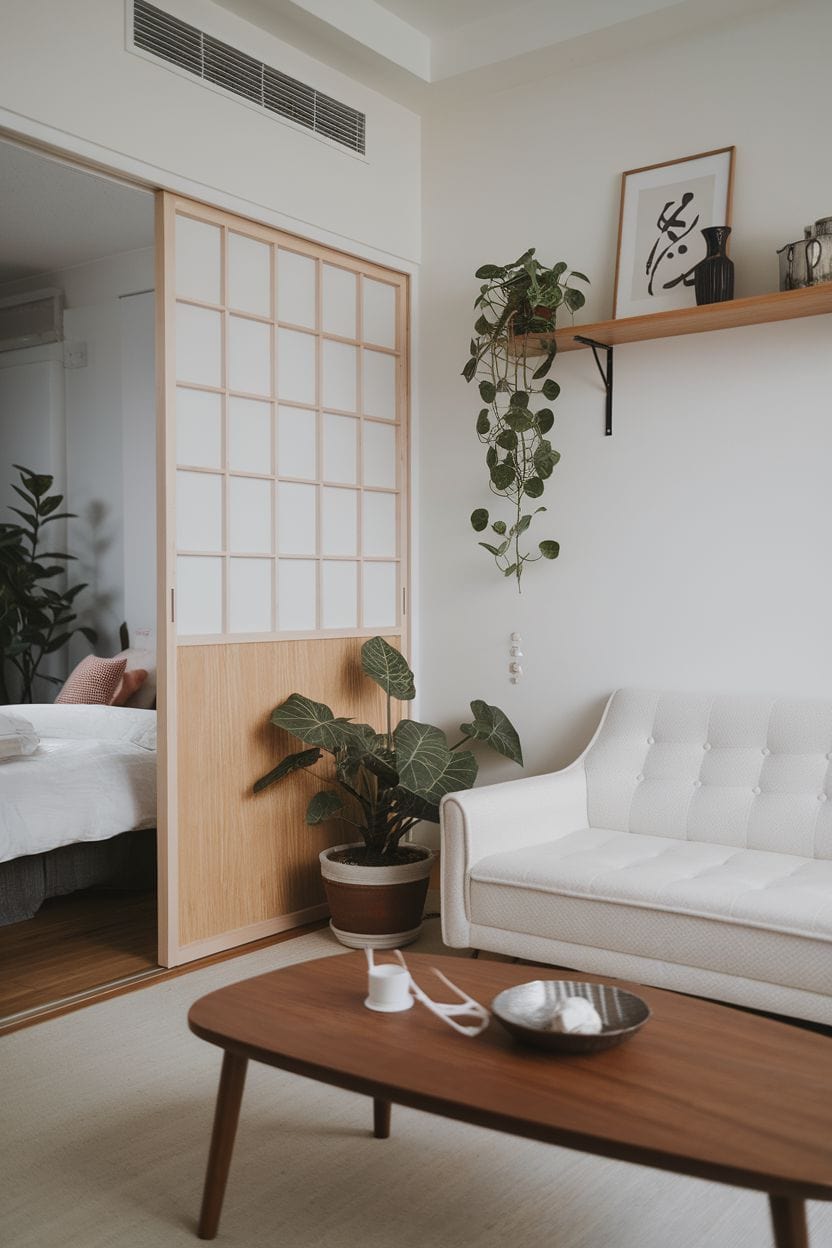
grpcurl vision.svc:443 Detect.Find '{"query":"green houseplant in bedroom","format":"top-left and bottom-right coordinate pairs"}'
top-left (461, 248), bottom-right (589, 592)
top-left (254, 637), bottom-right (523, 948)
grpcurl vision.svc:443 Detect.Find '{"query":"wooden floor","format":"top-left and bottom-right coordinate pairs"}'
top-left (0, 889), bottom-right (158, 1025)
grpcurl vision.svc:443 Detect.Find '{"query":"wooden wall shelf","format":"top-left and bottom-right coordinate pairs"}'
top-left (514, 283), bottom-right (832, 356)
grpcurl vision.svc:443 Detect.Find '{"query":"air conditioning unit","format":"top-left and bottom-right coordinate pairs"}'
top-left (0, 288), bottom-right (63, 353)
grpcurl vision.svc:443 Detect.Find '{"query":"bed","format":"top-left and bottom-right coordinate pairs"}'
top-left (0, 704), bottom-right (157, 925)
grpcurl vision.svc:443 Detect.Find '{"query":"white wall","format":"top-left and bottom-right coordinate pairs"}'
top-left (418, 0), bottom-right (832, 786)
top-left (0, 0), bottom-right (421, 266)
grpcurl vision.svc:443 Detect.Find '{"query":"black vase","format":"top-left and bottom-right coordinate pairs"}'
top-left (694, 226), bottom-right (734, 305)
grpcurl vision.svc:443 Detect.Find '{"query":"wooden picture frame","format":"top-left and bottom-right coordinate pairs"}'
top-left (613, 146), bottom-right (735, 320)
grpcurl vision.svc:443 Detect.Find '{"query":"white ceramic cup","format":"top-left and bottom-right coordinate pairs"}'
top-left (365, 963), bottom-right (413, 1013)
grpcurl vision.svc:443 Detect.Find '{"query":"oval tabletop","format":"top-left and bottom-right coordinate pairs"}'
top-left (188, 952), bottom-right (832, 1202)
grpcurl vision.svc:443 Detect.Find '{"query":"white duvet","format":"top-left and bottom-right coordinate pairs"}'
top-left (0, 704), bottom-right (157, 864)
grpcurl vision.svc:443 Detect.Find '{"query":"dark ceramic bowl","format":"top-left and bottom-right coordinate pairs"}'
top-left (491, 979), bottom-right (651, 1054)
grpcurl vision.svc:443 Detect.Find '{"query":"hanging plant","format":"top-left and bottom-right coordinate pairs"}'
top-left (461, 249), bottom-right (588, 592)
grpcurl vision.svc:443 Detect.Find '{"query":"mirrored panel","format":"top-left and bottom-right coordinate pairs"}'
top-left (321, 339), bottom-right (357, 412)
top-left (176, 304), bottom-right (222, 388)
top-left (228, 315), bottom-right (271, 397)
top-left (228, 232), bottom-right (271, 316)
top-left (177, 387), bottom-right (223, 469)
top-left (228, 396), bottom-right (271, 474)
top-left (176, 216), bottom-right (221, 305)
top-left (277, 481), bottom-right (317, 555)
top-left (362, 491), bottom-right (397, 558)
top-left (321, 560), bottom-right (358, 629)
top-left (277, 405), bottom-right (316, 480)
top-left (277, 328), bottom-right (317, 405)
top-left (177, 556), bottom-right (223, 634)
top-left (277, 559), bottom-right (317, 632)
top-left (322, 264), bottom-right (357, 339)
top-left (176, 470), bottom-right (223, 552)
top-left (362, 278), bottom-right (396, 349)
top-left (362, 561), bottom-right (397, 628)
top-left (229, 558), bottom-right (272, 632)
top-left (277, 249), bottom-right (316, 328)
top-left (362, 349), bottom-right (396, 421)
top-left (322, 412), bottom-right (357, 484)
top-left (362, 419), bottom-right (396, 488)
top-left (321, 487), bottom-right (358, 557)
top-left (228, 475), bottom-right (272, 554)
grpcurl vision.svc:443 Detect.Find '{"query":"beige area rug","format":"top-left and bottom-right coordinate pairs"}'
top-left (2, 919), bottom-right (830, 1248)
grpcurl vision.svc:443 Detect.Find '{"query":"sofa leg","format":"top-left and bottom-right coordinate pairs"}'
top-left (470, 949), bottom-right (480, 959)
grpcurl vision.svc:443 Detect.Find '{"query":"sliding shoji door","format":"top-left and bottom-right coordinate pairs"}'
top-left (156, 193), bottom-right (409, 966)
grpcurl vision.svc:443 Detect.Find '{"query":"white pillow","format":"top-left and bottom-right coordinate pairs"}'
top-left (0, 711), bottom-right (39, 760)
top-left (116, 648), bottom-right (157, 709)
top-left (3, 704), bottom-right (156, 751)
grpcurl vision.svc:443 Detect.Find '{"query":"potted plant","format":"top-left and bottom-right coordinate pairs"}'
top-left (461, 249), bottom-right (589, 592)
top-left (254, 637), bottom-right (523, 948)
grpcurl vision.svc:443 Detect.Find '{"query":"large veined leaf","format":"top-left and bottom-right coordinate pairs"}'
top-left (460, 700), bottom-right (523, 766)
top-left (306, 790), bottom-right (345, 825)
top-left (361, 637), bottom-right (416, 701)
top-left (253, 747), bottom-right (322, 794)
top-left (271, 694), bottom-right (366, 751)
top-left (394, 720), bottom-right (478, 804)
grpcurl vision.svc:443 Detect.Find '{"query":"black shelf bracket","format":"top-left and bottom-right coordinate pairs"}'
top-left (575, 335), bottom-right (613, 436)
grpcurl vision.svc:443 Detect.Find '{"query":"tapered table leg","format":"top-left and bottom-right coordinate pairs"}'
top-left (769, 1195), bottom-right (808, 1248)
top-left (197, 1051), bottom-right (249, 1240)
top-left (373, 1098), bottom-right (391, 1139)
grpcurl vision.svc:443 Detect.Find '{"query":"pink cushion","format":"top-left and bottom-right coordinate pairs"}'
top-left (113, 648), bottom-right (156, 709)
top-left (56, 656), bottom-right (127, 705)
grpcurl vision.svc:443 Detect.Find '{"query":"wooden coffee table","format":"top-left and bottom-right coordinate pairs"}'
top-left (188, 952), bottom-right (832, 1245)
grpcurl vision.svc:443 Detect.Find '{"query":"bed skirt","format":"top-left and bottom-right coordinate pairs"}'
top-left (0, 829), bottom-right (156, 926)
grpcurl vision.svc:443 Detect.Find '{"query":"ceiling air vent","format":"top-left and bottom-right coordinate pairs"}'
top-left (132, 0), bottom-right (367, 155)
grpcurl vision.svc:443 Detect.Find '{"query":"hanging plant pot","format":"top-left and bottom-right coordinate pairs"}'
top-left (320, 841), bottom-right (435, 949)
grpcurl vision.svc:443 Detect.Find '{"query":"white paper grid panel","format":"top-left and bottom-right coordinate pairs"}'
top-left (177, 471), bottom-right (223, 552)
top-left (322, 265), bottom-right (357, 339)
top-left (228, 316), bottom-right (271, 397)
top-left (176, 304), bottom-right (222, 388)
top-left (362, 420), bottom-right (396, 488)
top-left (322, 561), bottom-right (358, 628)
top-left (321, 487), bottom-right (358, 556)
top-left (277, 406), bottom-right (316, 479)
top-left (228, 233), bottom-right (271, 316)
top-left (363, 562), bottom-right (397, 628)
top-left (175, 216), bottom-right (221, 305)
top-left (362, 491), bottom-right (397, 558)
top-left (277, 482), bottom-right (317, 555)
top-left (177, 388), bottom-right (222, 469)
top-left (278, 329), bottom-right (317, 405)
top-left (278, 559), bottom-right (317, 631)
top-left (362, 279), bottom-right (396, 349)
top-left (277, 249), bottom-right (316, 328)
top-left (177, 556), bottom-right (223, 634)
top-left (322, 413), bottom-right (357, 484)
top-left (321, 340), bottom-right (357, 412)
top-left (228, 476), bottom-right (272, 554)
top-left (363, 349), bottom-right (396, 420)
top-left (228, 396), bottom-right (271, 474)
top-left (229, 558), bottom-right (272, 632)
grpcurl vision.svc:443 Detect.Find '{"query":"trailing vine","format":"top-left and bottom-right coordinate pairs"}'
top-left (462, 249), bottom-right (588, 592)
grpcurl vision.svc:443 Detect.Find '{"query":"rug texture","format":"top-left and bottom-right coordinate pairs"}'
top-left (2, 920), bottom-right (830, 1248)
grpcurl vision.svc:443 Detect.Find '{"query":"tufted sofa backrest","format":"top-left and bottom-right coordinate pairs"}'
top-left (584, 689), bottom-right (832, 859)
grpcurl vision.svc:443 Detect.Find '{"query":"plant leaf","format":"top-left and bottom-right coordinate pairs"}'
top-left (510, 391), bottom-right (529, 408)
top-left (460, 699), bottom-right (523, 766)
top-left (361, 636), bottom-right (416, 701)
top-left (306, 790), bottom-right (345, 825)
top-left (462, 357), bottom-right (477, 382)
top-left (479, 379), bottom-right (497, 403)
top-left (470, 508), bottom-right (489, 532)
top-left (539, 540), bottom-right (560, 559)
top-left (271, 694), bottom-right (366, 751)
top-left (570, 270), bottom-right (590, 283)
top-left (253, 746), bottom-right (322, 793)
top-left (476, 409), bottom-right (491, 435)
top-left (490, 462), bottom-right (516, 491)
top-left (542, 379), bottom-right (561, 401)
top-left (524, 477), bottom-right (544, 498)
top-left (491, 520), bottom-right (506, 535)
top-left (394, 720), bottom-right (478, 804)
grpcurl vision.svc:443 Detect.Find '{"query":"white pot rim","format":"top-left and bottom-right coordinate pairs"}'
top-left (320, 841), bottom-right (435, 885)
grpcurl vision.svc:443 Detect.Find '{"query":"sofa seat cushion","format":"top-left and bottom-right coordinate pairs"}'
top-left (468, 830), bottom-right (832, 995)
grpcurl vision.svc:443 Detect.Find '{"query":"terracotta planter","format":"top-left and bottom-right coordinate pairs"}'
top-left (320, 841), bottom-right (435, 949)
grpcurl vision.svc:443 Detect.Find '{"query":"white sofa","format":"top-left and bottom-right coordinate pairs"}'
top-left (440, 689), bottom-right (832, 1025)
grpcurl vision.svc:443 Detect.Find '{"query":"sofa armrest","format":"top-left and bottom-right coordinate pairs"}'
top-left (439, 765), bottom-right (588, 947)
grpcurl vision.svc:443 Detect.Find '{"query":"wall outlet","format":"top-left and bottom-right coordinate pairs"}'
top-left (63, 341), bottom-right (88, 370)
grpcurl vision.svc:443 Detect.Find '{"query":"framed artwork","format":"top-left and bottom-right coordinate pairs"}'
top-left (613, 146), bottom-right (735, 319)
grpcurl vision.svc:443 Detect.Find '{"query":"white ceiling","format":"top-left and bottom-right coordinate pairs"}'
top-left (0, 141), bottom-right (154, 286)
top-left (374, 0), bottom-right (510, 38)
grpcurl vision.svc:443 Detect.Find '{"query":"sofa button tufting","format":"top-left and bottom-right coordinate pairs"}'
top-left (762, 748), bottom-right (770, 756)
top-left (819, 794), bottom-right (828, 802)
top-left (693, 780), bottom-right (702, 788)
top-left (703, 743), bottom-right (711, 751)
top-left (636, 774), bottom-right (644, 782)
top-left (647, 736), bottom-right (655, 745)
top-left (752, 786), bottom-right (761, 795)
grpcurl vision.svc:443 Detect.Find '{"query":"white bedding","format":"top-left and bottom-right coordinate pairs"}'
top-left (0, 705), bottom-right (157, 864)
